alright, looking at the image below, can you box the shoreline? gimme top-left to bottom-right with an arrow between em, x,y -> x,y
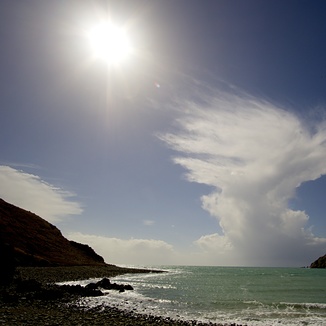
0,266 -> 244,326
16,265 -> 164,283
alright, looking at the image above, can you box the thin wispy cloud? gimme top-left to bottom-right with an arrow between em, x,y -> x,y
0,161 -> 42,170
161,89 -> 326,266
143,219 -> 155,226
0,165 -> 83,223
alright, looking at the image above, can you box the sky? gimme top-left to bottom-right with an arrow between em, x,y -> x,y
1,0 -> 326,267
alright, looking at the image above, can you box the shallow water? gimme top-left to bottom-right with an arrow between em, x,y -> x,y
60,266 -> 326,325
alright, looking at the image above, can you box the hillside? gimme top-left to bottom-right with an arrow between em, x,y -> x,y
310,254 -> 326,268
0,198 -> 105,267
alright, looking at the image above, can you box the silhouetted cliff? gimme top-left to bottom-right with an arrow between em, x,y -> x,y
310,254 -> 326,268
0,198 -> 105,267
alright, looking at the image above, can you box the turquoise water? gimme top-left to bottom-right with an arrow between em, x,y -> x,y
68,266 -> 326,325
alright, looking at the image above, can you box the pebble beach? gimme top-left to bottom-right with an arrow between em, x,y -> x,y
0,266 -> 242,326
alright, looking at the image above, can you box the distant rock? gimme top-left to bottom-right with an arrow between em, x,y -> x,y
83,277 -> 134,293
0,198 -> 106,267
310,254 -> 326,268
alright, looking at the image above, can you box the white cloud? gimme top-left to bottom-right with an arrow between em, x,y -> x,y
143,219 -> 155,226
195,233 -> 233,253
66,232 -> 177,266
0,165 -> 83,223
161,90 -> 326,266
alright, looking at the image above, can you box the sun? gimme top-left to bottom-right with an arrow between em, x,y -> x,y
87,22 -> 132,65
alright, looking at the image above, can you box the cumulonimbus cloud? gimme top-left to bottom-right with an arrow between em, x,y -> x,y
0,165 -> 82,223
161,89 -> 326,266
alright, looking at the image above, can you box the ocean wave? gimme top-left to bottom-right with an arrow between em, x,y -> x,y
280,301 -> 326,310
71,288 -> 326,326
59,266 -> 326,326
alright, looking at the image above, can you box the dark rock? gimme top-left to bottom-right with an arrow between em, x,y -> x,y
34,287 -> 65,301
96,277 -> 111,289
310,254 -> 326,268
16,279 -> 42,293
59,284 -> 103,297
60,284 -> 83,293
85,282 -> 98,290
110,283 -> 123,291
84,288 -> 103,297
0,242 -> 16,285
124,284 -> 134,290
94,278 -> 134,292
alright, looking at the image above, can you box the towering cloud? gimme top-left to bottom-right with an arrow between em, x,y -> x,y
162,90 -> 326,266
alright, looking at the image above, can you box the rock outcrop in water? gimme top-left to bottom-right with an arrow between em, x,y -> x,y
1,276 -> 134,304
310,254 -> 326,268
0,198 -> 106,268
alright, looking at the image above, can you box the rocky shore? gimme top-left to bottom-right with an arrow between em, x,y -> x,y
16,265 -> 161,283
0,266 -> 245,326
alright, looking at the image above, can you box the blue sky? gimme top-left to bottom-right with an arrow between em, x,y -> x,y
1,0 -> 326,267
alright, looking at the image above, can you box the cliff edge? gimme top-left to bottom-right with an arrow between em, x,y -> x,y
310,254 -> 326,268
0,198 -> 105,267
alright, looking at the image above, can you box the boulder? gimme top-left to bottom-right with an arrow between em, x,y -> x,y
124,284 -> 134,290
94,278 -> 134,291
85,282 -> 98,290
96,277 -> 111,289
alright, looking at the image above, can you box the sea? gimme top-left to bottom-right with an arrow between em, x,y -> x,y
60,266 -> 326,326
